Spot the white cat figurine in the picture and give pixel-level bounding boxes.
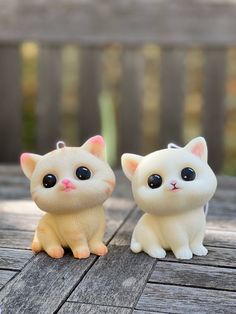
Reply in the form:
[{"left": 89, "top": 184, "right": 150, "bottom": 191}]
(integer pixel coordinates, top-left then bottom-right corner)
[
  {"left": 20, "top": 135, "right": 115, "bottom": 259},
  {"left": 121, "top": 137, "right": 217, "bottom": 259}
]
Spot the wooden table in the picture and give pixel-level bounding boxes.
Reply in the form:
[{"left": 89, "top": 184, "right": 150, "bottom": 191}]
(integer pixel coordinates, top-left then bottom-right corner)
[{"left": 0, "top": 166, "right": 236, "bottom": 313}]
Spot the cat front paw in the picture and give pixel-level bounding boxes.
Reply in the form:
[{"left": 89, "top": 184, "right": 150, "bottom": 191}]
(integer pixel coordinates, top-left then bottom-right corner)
[
  {"left": 174, "top": 247, "right": 192, "bottom": 260},
  {"left": 90, "top": 243, "right": 108, "bottom": 256},
  {"left": 146, "top": 247, "right": 166, "bottom": 259},
  {"left": 73, "top": 247, "right": 90, "bottom": 259},
  {"left": 191, "top": 244, "right": 208, "bottom": 256},
  {"left": 47, "top": 246, "right": 64, "bottom": 259}
]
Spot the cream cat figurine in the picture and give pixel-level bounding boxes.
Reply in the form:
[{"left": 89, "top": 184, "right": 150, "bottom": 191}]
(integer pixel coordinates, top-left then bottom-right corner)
[
  {"left": 121, "top": 137, "right": 217, "bottom": 260},
  {"left": 20, "top": 135, "right": 115, "bottom": 259}
]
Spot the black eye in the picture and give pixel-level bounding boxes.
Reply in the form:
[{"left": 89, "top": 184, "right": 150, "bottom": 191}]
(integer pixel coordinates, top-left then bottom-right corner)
[
  {"left": 43, "top": 174, "right": 57, "bottom": 188},
  {"left": 76, "top": 166, "right": 91, "bottom": 180},
  {"left": 148, "top": 174, "right": 162, "bottom": 189},
  {"left": 181, "top": 167, "right": 196, "bottom": 181}
]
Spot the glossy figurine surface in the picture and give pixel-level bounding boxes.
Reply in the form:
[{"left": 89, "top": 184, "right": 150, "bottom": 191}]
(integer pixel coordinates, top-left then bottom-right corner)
[
  {"left": 121, "top": 137, "right": 217, "bottom": 260},
  {"left": 20, "top": 136, "right": 115, "bottom": 259}
]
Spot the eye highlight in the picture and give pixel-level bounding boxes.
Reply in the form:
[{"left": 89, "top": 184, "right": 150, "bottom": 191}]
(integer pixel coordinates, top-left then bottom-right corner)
[
  {"left": 43, "top": 174, "right": 57, "bottom": 188},
  {"left": 181, "top": 167, "right": 196, "bottom": 181},
  {"left": 76, "top": 166, "right": 91, "bottom": 180},
  {"left": 148, "top": 174, "right": 162, "bottom": 189}
]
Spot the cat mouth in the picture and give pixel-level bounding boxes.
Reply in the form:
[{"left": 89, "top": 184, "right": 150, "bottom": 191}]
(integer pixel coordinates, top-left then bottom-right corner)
[
  {"left": 171, "top": 187, "right": 181, "bottom": 192},
  {"left": 63, "top": 187, "right": 76, "bottom": 192},
  {"left": 60, "top": 185, "right": 76, "bottom": 192}
]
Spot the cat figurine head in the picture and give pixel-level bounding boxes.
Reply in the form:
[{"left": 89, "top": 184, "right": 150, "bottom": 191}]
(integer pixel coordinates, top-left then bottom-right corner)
[
  {"left": 121, "top": 137, "right": 217, "bottom": 216},
  {"left": 20, "top": 135, "right": 116, "bottom": 214}
]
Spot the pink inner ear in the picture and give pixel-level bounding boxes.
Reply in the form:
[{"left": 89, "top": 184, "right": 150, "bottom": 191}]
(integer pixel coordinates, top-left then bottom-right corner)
[
  {"left": 89, "top": 135, "right": 105, "bottom": 146},
  {"left": 191, "top": 143, "right": 204, "bottom": 158},
  {"left": 20, "top": 153, "right": 30, "bottom": 164},
  {"left": 128, "top": 160, "right": 139, "bottom": 173},
  {"left": 88, "top": 135, "right": 105, "bottom": 157}
]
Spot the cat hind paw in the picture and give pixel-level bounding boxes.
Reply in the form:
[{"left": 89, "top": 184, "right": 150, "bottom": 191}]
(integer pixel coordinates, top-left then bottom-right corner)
[
  {"left": 131, "top": 241, "right": 142, "bottom": 253},
  {"left": 32, "top": 241, "right": 42, "bottom": 253}
]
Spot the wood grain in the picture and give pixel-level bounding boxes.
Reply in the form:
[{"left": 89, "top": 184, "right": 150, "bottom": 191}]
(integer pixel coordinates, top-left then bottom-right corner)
[
  {"left": 0, "top": 248, "right": 33, "bottom": 270},
  {"left": 150, "top": 261, "right": 236, "bottom": 291},
  {"left": 78, "top": 47, "right": 102, "bottom": 143},
  {"left": 58, "top": 302, "right": 132, "bottom": 314},
  {"left": 165, "top": 246, "right": 236, "bottom": 268},
  {"left": 1, "top": 1, "right": 236, "bottom": 46},
  {"left": 0, "top": 230, "right": 34, "bottom": 249},
  {"left": 205, "top": 229, "right": 236, "bottom": 249},
  {"left": 0, "top": 270, "right": 17, "bottom": 289},
  {"left": 159, "top": 48, "right": 185, "bottom": 147},
  {"left": 0, "top": 45, "right": 22, "bottom": 162},
  {"left": 37, "top": 45, "right": 62, "bottom": 153},
  {"left": 202, "top": 48, "right": 226, "bottom": 172},
  {"left": 136, "top": 283, "right": 236, "bottom": 313},
  {"left": 0, "top": 253, "right": 97, "bottom": 314},
  {"left": 119, "top": 48, "right": 144, "bottom": 155}
]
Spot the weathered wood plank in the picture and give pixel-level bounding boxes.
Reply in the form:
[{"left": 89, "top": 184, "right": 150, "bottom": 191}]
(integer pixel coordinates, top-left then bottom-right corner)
[
  {"left": 37, "top": 45, "right": 62, "bottom": 153},
  {"left": 0, "top": 195, "right": 134, "bottom": 313},
  {"left": 119, "top": 48, "right": 144, "bottom": 155},
  {"left": 207, "top": 216, "right": 236, "bottom": 232},
  {"left": 134, "top": 311, "right": 166, "bottom": 314},
  {"left": 78, "top": 47, "right": 102, "bottom": 143},
  {"left": 205, "top": 229, "right": 236, "bottom": 249},
  {"left": 0, "top": 270, "right": 17, "bottom": 289},
  {"left": 0, "top": 248, "right": 33, "bottom": 270},
  {"left": 136, "top": 283, "right": 236, "bottom": 313},
  {"left": 150, "top": 261, "right": 236, "bottom": 291},
  {"left": 58, "top": 302, "right": 132, "bottom": 314},
  {"left": 202, "top": 48, "right": 226, "bottom": 173},
  {"left": 0, "top": 45, "right": 22, "bottom": 162},
  {"left": 0, "top": 200, "right": 42, "bottom": 231},
  {"left": 1, "top": 1, "right": 236, "bottom": 46},
  {"left": 0, "top": 213, "right": 39, "bottom": 232},
  {"left": 69, "top": 209, "right": 155, "bottom": 308},
  {"left": 0, "top": 229, "right": 34, "bottom": 250},
  {"left": 0, "top": 253, "right": 97, "bottom": 314},
  {"left": 159, "top": 48, "right": 185, "bottom": 147},
  {"left": 165, "top": 246, "right": 236, "bottom": 268}
]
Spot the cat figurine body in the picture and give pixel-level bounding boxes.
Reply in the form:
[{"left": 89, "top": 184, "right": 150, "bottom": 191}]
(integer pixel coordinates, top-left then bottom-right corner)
[
  {"left": 121, "top": 137, "right": 217, "bottom": 259},
  {"left": 20, "top": 135, "right": 115, "bottom": 259}
]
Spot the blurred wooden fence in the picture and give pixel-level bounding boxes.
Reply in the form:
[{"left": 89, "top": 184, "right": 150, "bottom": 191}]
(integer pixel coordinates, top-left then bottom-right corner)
[{"left": 0, "top": 0, "right": 235, "bottom": 172}]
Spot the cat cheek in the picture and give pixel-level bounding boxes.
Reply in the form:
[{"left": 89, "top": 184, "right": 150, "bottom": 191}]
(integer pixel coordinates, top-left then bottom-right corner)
[{"left": 105, "top": 187, "right": 112, "bottom": 196}]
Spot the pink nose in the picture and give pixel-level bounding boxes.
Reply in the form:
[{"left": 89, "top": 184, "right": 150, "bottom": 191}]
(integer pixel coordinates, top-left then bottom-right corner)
[
  {"left": 170, "top": 180, "right": 177, "bottom": 186},
  {"left": 61, "top": 179, "right": 72, "bottom": 186}
]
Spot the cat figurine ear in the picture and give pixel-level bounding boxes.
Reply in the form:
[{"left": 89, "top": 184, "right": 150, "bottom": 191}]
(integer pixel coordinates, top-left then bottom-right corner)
[
  {"left": 184, "top": 137, "right": 208, "bottom": 163},
  {"left": 121, "top": 154, "right": 143, "bottom": 181},
  {"left": 20, "top": 153, "right": 42, "bottom": 179},
  {"left": 82, "top": 135, "right": 106, "bottom": 160}
]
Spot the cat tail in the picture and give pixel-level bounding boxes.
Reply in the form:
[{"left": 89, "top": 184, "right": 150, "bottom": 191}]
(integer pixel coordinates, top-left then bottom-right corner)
[{"left": 130, "top": 234, "right": 142, "bottom": 253}]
